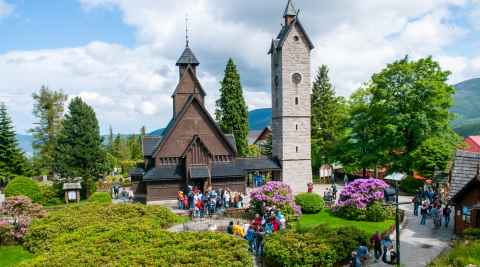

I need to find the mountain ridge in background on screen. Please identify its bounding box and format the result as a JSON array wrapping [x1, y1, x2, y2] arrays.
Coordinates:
[[15, 77, 480, 155]]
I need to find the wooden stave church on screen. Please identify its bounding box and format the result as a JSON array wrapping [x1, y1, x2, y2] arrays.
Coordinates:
[[131, 45, 281, 203]]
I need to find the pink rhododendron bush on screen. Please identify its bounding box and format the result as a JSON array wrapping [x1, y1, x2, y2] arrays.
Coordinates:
[[0, 196, 47, 244], [250, 181, 301, 220], [334, 178, 391, 221]]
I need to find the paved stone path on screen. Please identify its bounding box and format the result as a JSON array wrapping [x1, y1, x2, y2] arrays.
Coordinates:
[[370, 196, 453, 267]]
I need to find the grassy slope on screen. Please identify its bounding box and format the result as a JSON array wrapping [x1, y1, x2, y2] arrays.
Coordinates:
[[0, 246, 32, 267], [297, 209, 394, 236], [428, 240, 480, 267]]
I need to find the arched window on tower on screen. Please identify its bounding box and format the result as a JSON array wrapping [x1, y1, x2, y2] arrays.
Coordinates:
[[296, 146, 299, 153], [296, 124, 298, 131], [295, 97, 299, 105]]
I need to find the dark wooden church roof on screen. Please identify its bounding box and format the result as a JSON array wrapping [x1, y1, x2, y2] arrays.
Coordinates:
[[449, 150, 480, 201], [176, 46, 200, 66]]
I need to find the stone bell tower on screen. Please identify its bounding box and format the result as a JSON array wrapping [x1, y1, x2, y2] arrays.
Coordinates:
[[269, 0, 314, 194]]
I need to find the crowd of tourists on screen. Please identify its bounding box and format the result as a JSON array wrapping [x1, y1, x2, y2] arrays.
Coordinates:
[[413, 185, 451, 228], [227, 207, 286, 256], [351, 231, 398, 266], [177, 186, 245, 217]]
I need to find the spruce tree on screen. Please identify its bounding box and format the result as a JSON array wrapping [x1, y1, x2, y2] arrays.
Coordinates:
[[53, 97, 105, 197], [311, 65, 347, 173], [107, 125, 114, 154], [0, 102, 29, 184], [129, 134, 142, 160], [29, 86, 67, 176], [215, 58, 249, 156]]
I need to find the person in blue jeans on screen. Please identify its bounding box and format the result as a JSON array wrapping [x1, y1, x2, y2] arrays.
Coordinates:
[[420, 203, 428, 225], [443, 205, 451, 227]]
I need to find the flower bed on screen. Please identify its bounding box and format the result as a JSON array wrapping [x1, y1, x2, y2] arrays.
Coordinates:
[[335, 178, 391, 221], [249, 181, 301, 220]]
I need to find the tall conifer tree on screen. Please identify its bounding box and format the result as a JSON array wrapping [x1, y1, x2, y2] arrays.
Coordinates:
[[311, 65, 347, 172], [215, 58, 249, 156], [54, 97, 105, 197], [29, 86, 67, 176], [0, 102, 29, 184]]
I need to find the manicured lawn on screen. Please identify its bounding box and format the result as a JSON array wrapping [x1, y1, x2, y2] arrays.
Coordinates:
[[0, 246, 32, 267], [297, 209, 394, 236]]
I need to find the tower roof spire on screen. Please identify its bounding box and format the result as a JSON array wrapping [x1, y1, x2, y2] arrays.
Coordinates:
[[283, 0, 297, 17], [176, 14, 199, 66], [185, 13, 189, 47]]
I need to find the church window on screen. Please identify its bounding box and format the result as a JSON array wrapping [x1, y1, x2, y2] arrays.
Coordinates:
[[274, 75, 279, 88], [296, 146, 299, 153], [292, 73, 302, 85], [295, 97, 299, 105], [293, 35, 300, 42], [296, 124, 298, 131]]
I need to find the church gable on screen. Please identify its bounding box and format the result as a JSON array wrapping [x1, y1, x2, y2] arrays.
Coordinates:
[[172, 65, 206, 96], [154, 97, 235, 159], [182, 136, 212, 166]]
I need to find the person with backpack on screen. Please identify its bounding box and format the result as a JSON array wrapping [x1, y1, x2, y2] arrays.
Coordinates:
[[245, 225, 256, 252]]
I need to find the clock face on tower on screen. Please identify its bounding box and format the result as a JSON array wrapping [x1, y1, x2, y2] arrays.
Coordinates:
[[292, 73, 302, 85]]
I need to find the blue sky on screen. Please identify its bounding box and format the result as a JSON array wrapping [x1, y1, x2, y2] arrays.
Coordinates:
[[1, 0, 134, 52], [0, 0, 479, 135]]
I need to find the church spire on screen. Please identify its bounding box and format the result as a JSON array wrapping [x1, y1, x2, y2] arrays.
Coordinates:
[[283, 0, 298, 25], [283, 0, 297, 18]]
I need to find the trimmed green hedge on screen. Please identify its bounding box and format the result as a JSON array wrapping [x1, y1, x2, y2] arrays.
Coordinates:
[[464, 228, 480, 240], [22, 203, 252, 266], [4, 177, 42, 203], [263, 225, 369, 266], [88, 192, 112, 203], [295, 193, 325, 214]]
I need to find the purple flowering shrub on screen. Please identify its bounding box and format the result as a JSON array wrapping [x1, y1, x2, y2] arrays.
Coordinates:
[[0, 196, 47, 243], [250, 181, 301, 220], [334, 178, 389, 221]]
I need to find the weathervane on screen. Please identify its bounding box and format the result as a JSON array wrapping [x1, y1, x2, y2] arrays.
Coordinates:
[[185, 13, 189, 47]]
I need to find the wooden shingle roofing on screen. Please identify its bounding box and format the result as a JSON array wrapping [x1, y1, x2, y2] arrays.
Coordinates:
[[449, 149, 480, 201]]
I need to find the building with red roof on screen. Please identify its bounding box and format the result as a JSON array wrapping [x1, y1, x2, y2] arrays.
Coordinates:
[[464, 136, 480, 153]]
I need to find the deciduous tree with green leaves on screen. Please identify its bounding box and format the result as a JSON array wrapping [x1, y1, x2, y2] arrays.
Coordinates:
[[215, 58, 249, 156], [344, 56, 459, 175], [29, 86, 67, 176], [311, 65, 348, 173], [0, 103, 30, 185], [53, 97, 106, 197]]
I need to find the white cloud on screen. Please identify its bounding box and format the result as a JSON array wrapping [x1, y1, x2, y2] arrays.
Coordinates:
[[2, 0, 480, 134], [0, 0, 13, 18]]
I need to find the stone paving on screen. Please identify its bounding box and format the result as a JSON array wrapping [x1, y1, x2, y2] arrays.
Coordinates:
[[370, 196, 454, 267]]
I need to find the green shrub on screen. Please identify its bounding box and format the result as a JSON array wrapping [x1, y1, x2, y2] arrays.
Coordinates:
[[38, 184, 62, 206], [399, 176, 423, 195], [366, 201, 387, 222], [263, 231, 336, 267], [24, 203, 180, 253], [428, 240, 480, 267], [263, 225, 369, 266], [21, 203, 252, 266], [307, 225, 369, 261], [334, 205, 366, 220], [464, 228, 480, 240], [4, 177, 42, 203], [295, 193, 325, 214], [88, 192, 112, 203]]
